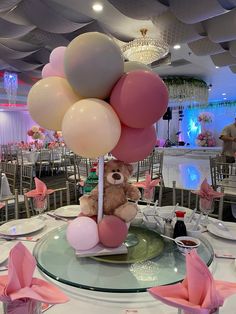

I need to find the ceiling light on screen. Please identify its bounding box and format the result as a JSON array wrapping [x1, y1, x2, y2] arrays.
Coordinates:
[[223, 97, 227, 100], [121, 28, 169, 65], [92, 3, 103, 12], [215, 66, 219, 69], [173, 44, 181, 50], [222, 92, 226, 95]]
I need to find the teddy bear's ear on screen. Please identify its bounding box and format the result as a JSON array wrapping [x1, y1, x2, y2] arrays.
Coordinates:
[[125, 163, 133, 175]]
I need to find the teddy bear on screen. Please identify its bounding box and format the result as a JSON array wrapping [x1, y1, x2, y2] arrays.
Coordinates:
[[79, 160, 141, 222]]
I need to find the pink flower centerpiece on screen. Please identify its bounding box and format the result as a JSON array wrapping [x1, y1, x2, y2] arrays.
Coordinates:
[[196, 131, 216, 147], [27, 126, 45, 141], [197, 112, 212, 123]]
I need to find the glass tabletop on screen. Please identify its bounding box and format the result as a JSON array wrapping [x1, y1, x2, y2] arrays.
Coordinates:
[[33, 225, 214, 293]]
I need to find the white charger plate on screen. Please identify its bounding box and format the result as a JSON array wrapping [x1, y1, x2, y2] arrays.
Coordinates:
[[207, 222, 236, 240], [0, 219, 45, 236], [54, 205, 81, 218]]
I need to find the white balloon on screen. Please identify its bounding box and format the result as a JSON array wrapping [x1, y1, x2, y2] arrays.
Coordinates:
[[64, 32, 124, 99], [62, 98, 121, 158], [27, 77, 81, 131]]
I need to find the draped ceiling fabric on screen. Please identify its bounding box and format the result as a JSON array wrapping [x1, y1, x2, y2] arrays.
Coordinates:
[[0, 0, 236, 84]]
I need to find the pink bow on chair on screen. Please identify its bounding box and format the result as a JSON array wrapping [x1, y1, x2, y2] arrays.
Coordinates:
[[0, 242, 69, 314], [25, 177, 54, 198], [192, 179, 224, 210], [133, 172, 160, 200], [148, 249, 236, 314]]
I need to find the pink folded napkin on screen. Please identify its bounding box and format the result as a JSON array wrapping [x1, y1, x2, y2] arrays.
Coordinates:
[[192, 179, 224, 210], [133, 172, 160, 200], [25, 177, 54, 198], [148, 249, 236, 314], [0, 242, 69, 313]]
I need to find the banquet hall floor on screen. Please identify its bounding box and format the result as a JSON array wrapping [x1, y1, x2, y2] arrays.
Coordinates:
[[162, 155, 212, 189]]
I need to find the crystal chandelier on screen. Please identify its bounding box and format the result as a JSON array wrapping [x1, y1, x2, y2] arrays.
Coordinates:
[[3, 71, 18, 105], [121, 28, 169, 65], [163, 77, 209, 106]]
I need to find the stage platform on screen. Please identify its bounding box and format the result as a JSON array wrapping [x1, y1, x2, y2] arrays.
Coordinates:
[[156, 146, 221, 158]]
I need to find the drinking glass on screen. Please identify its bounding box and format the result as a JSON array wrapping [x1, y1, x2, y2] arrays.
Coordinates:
[[33, 195, 47, 219], [199, 198, 214, 227], [143, 187, 155, 210], [3, 299, 42, 314]]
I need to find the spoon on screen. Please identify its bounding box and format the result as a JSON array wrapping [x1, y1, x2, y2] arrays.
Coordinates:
[[160, 234, 184, 246]]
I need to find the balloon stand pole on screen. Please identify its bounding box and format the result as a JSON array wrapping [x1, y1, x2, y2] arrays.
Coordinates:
[[97, 156, 104, 223]]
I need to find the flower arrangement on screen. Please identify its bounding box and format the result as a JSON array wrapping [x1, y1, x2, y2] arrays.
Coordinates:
[[196, 131, 216, 147], [197, 112, 212, 123], [27, 125, 45, 140], [53, 131, 63, 140]]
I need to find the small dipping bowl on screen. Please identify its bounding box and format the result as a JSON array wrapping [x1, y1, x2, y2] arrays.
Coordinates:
[[175, 236, 201, 253]]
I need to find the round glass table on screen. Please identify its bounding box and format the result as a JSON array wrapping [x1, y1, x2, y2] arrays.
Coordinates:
[[33, 225, 214, 293]]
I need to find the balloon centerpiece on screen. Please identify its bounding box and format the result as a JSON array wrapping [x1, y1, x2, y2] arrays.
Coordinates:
[[27, 32, 168, 254]]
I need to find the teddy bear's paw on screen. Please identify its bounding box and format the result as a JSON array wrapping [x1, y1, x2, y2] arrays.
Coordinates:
[[114, 203, 138, 223]]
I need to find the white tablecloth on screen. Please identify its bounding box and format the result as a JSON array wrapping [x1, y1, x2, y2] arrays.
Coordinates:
[[0, 216, 236, 314]]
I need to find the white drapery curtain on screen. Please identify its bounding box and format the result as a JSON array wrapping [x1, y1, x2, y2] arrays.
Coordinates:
[[0, 111, 36, 145]]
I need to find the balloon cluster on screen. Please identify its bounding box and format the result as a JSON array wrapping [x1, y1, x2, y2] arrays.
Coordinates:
[[27, 32, 168, 163], [27, 125, 45, 140], [66, 215, 128, 251]]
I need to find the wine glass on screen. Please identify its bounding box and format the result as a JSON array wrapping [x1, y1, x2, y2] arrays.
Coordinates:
[[33, 195, 47, 220], [199, 198, 214, 227], [143, 187, 155, 210]]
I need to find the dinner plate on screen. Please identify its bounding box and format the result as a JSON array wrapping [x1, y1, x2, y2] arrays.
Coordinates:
[[207, 222, 236, 240], [0, 219, 45, 236], [54, 205, 81, 218]]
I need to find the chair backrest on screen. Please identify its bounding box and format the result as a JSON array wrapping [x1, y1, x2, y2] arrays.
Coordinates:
[[24, 181, 70, 216], [20, 164, 34, 194], [0, 189, 19, 224], [47, 181, 70, 210], [151, 151, 164, 181], [38, 149, 51, 161], [209, 155, 236, 194], [172, 181, 199, 210], [2, 162, 17, 192]]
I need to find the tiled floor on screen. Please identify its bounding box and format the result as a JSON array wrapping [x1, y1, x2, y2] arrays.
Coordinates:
[[162, 154, 212, 190]]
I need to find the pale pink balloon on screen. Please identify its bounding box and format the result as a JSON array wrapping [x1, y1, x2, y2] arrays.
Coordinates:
[[111, 124, 157, 163], [66, 217, 99, 251], [110, 70, 168, 128], [49, 46, 67, 77], [41, 63, 59, 78]]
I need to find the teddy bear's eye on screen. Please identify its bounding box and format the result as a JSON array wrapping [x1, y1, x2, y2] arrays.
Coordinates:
[[112, 170, 116, 172], [116, 169, 120, 172]]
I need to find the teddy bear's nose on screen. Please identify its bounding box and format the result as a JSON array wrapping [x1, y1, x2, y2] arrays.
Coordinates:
[[112, 173, 121, 180]]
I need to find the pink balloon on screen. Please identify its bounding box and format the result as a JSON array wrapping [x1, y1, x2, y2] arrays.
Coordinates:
[[111, 124, 156, 163], [41, 63, 59, 78], [98, 216, 128, 248], [110, 70, 168, 128], [49, 46, 66, 77], [66, 217, 99, 251]]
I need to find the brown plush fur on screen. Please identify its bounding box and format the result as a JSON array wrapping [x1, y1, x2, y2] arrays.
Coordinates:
[[79, 160, 141, 222]]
